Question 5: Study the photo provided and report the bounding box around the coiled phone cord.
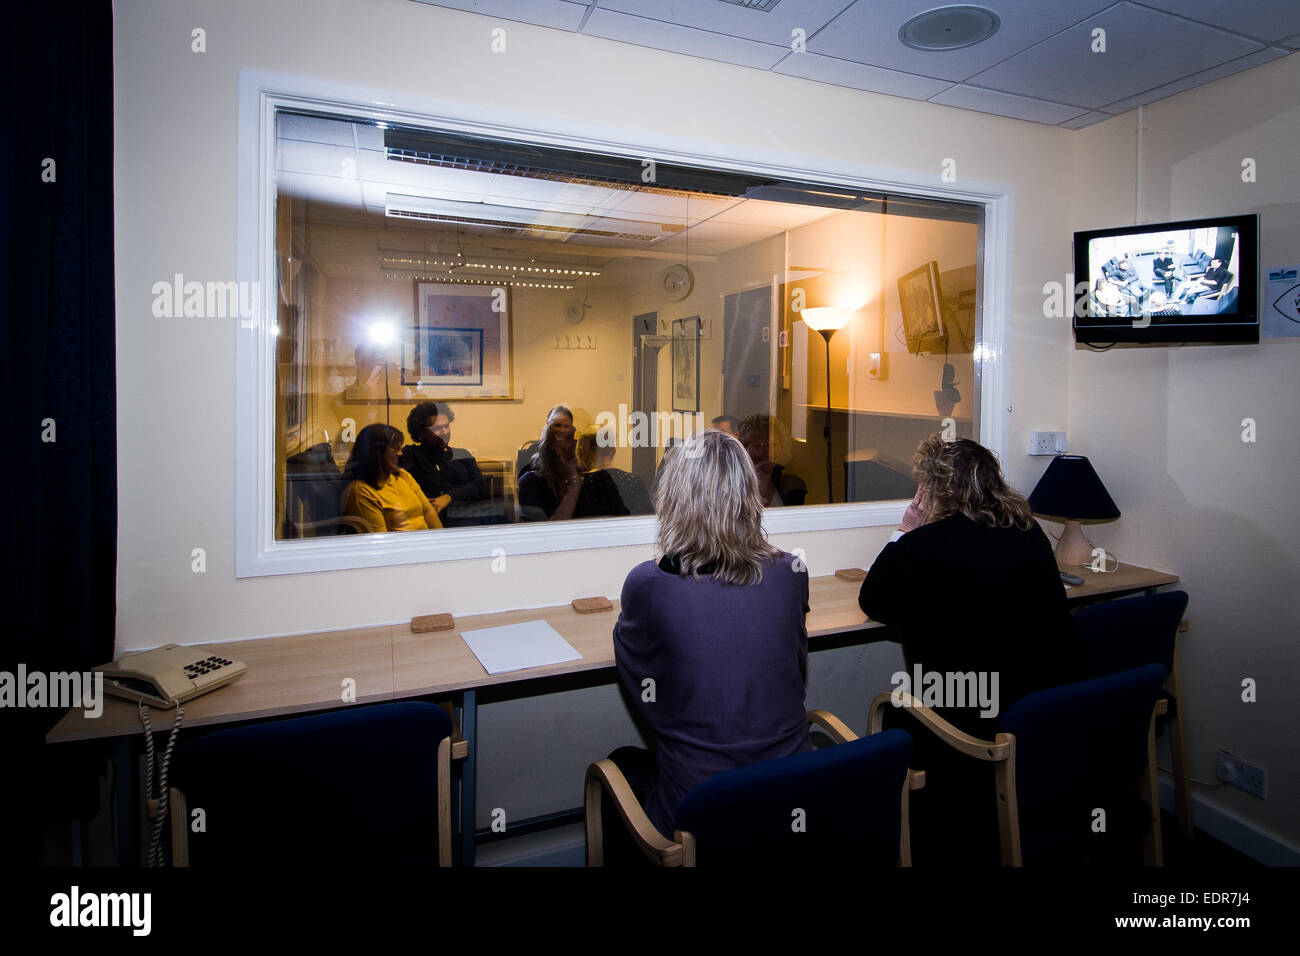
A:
[139,700,185,867]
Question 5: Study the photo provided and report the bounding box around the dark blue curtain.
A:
[2,0,117,860]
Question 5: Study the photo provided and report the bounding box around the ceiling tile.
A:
[581,8,790,69]
[929,85,1087,125]
[807,0,1113,82]
[1098,47,1290,113]
[681,220,783,243]
[277,171,366,206]
[1137,1,1300,42]
[773,51,952,98]
[712,200,837,229]
[408,0,590,31]
[598,0,852,47]
[277,113,355,146]
[1058,110,1116,129]
[278,140,355,177]
[1280,33,1300,49]
[966,2,1263,109]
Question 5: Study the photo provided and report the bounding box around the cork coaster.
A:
[834,567,867,582]
[411,613,454,633]
[572,596,613,614]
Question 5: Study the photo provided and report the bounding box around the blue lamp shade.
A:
[1028,455,1120,522]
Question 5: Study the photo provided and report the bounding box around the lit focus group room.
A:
[11,0,1300,879]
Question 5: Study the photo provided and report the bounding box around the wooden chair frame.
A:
[867,692,1165,867]
[584,710,924,867]
[170,733,453,867]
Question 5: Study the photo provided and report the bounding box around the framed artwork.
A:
[404,282,513,397]
[897,261,947,355]
[404,327,483,386]
[672,316,701,413]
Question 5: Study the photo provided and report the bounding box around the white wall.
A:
[1068,53,1300,850]
[114,0,1074,647]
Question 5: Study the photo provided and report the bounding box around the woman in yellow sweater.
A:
[341,424,443,533]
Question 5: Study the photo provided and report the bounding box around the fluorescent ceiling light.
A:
[384,193,665,243]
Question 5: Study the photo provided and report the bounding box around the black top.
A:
[1153,255,1175,277]
[399,444,489,503]
[858,514,1087,736]
[517,468,630,520]
[1202,265,1228,289]
[605,467,653,515]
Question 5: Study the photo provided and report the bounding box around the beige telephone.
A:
[99,643,247,709]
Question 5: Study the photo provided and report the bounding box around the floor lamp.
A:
[801,307,848,504]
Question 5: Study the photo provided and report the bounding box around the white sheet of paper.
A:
[460,619,582,675]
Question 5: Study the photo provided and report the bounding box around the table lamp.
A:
[1027,454,1120,566]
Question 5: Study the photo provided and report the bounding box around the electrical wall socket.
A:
[1028,430,1067,455]
[1216,750,1267,799]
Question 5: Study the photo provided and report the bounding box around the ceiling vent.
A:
[899,5,1000,51]
[717,0,782,11]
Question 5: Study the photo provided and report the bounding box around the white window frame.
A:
[235,69,1012,578]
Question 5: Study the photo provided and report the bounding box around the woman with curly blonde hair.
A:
[861,434,1081,718]
[604,429,812,852]
[899,434,1035,533]
[863,434,1086,868]
[858,433,1087,863]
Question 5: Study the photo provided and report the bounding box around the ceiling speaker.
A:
[899,5,1000,52]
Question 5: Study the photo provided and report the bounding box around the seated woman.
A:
[399,400,503,526]
[576,424,652,515]
[859,434,1085,733]
[607,429,812,850]
[517,405,629,521]
[738,413,806,506]
[340,423,443,533]
[858,435,1087,863]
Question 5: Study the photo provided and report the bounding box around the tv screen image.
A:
[1073,214,1258,344]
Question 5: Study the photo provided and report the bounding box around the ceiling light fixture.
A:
[899,5,1000,52]
[381,255,599,277]
[384,273,575,290]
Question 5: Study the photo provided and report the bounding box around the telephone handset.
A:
[99,643,247,709]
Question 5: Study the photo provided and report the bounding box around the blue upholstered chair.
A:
[1074,590,1190,836]
[584,711,923,867]
[869,663,1168,866]
[169,701,453,866]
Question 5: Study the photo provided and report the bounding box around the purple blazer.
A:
[613,552,812,837]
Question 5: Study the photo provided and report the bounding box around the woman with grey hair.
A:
[604,429,812,854]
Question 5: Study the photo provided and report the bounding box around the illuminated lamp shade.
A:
[801,307,847,340]
[801,306,847,331]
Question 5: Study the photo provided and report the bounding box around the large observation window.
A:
[271,110,984,546]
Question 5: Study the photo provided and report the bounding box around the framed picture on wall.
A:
[405,282,513,397]
[672,316,701,413]
[404,327,483,386]
[897,261,947,355]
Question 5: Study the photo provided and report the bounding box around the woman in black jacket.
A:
[860,434,1085,732]
[859,435,1087,863]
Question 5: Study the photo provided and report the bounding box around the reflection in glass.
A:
[273,112,982,539]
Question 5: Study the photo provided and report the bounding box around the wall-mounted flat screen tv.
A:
[1073,214,1258,344]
